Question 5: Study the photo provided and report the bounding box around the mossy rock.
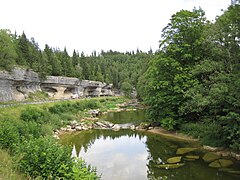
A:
[219,159,233,168]
[166,156,182,164]
[202,152,220,163]
[209,160,221,168]
[184,155,200,161]
[176,148,198,155]
[155,163,185,169]
[185,155,199,160]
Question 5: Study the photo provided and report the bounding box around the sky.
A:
[0,0,231,55]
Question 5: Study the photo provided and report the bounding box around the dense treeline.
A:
[140,4,240,150]
[0,30,151,95]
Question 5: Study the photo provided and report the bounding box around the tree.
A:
[0,29,17,70]
[16,32,30,66]
[143,8,208,125]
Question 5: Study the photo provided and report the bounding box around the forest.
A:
[0,28,151,96]
[0,0,239,164]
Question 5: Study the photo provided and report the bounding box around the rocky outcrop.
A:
[0,68,114,102]
[0,68,41,101]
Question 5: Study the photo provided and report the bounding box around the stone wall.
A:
[0,68,114,102]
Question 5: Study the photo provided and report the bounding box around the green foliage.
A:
[0,119,20,150]
[20,107,50,124]
[28,91,49,101]
[15,136,99,179]
[220,112,240,151]
[0,29,17,70]
[120,81,132,98]
[141,5,240,151]
[160,117,176,130]
[180,122,226,147]
[0,149,26,180]
[16,136,73,179]
[66,159,99,180]
[0,30,150,94]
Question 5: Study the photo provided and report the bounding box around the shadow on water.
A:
[60,110,240,180]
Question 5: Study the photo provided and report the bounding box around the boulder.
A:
[166,156,182,164]
[95,121,107,128]
[70,120,78,126]
[75,126,83,131]
[184,155,200,161]
[130,125,136,130]
[219,159,233,167]
[202,152,220,163]
[209,160,221,168]
[176,148,198,155]
[185,155,200,160]
[112,124,121,131]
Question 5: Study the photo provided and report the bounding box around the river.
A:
[60,110,240,180]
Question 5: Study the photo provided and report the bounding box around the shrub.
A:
[16,136,99,179]
[180,122,226,147]
[161,117,176,130]
[20,107,50,124]
[49,100,100,115]
[0,119,20,150]
[220,112,240,151]
[16,137,73,179]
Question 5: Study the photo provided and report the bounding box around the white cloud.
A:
[0,0,230,54]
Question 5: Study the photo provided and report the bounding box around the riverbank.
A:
[56,102,240,162]
[0,96,127,179]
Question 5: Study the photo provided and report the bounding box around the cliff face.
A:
[0,68,114,102]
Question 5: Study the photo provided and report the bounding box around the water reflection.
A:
[60,129,237,180]
[78,135,148,180]
[60,108,238,180]
[100,109,146,124]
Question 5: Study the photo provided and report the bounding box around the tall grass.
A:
[0,149,26,180]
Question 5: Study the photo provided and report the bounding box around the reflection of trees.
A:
[100,110,146,124]
[144,134,191,180]
[61,130,146,156]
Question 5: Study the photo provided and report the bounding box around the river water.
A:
[60,110,239,180]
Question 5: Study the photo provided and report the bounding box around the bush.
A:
[49,100,100,115]
[161,117,177,130]
[220,112,240,151]
[180,122,226,147]
[20,107,50,124]
[16,136,99,179]
[0,119,20,150]
[65,159,99,180]
[16,137,73,179]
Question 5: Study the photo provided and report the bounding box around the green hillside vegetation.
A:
[0,28,151,94]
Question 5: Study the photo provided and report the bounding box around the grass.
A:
[0,149,26,180]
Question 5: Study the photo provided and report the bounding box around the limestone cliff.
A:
[0,68,114,102]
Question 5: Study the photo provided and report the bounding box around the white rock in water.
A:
[95,122,106,127]
[75,126,82,131]
[82,126,89,130]
[112,124,121,130]
[70,120,78,126]
[130,125,136,130]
